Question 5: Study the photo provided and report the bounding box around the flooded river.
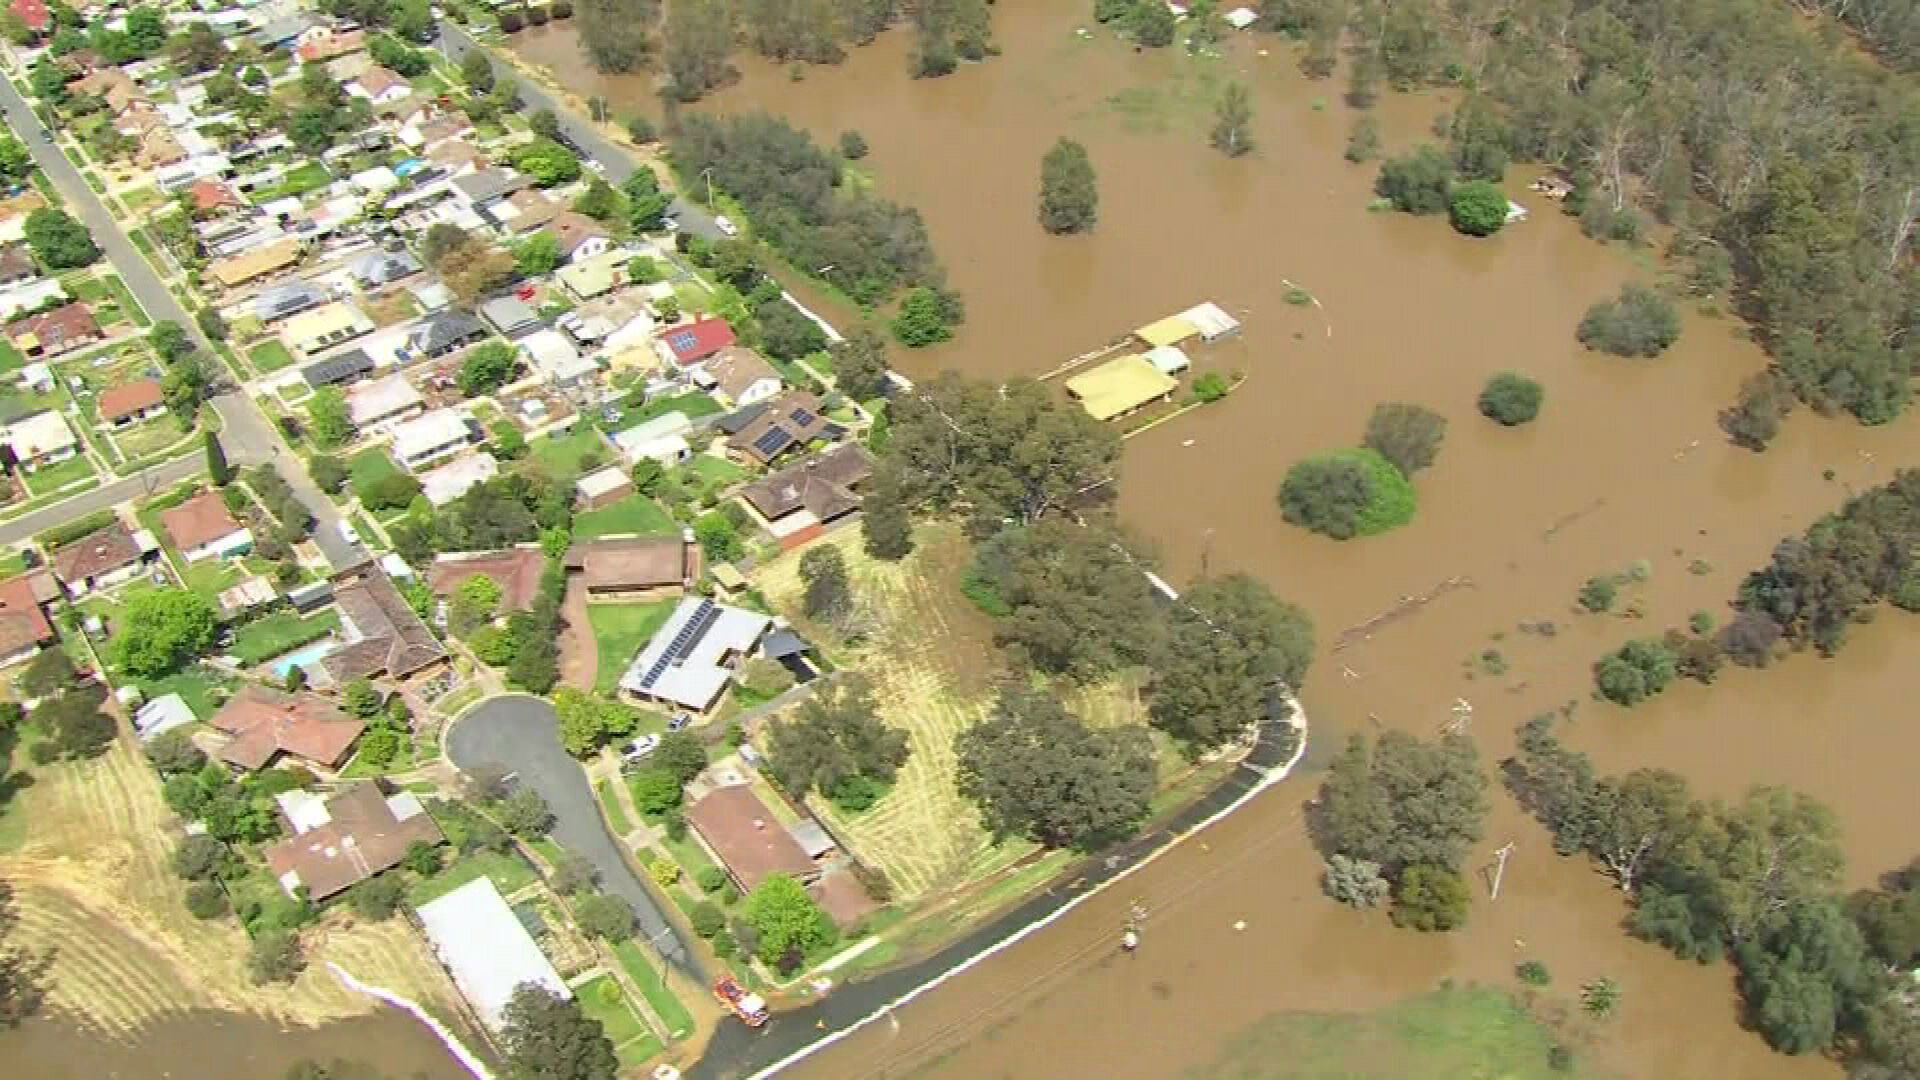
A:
[509,7,1920,1078]
[4,1008,472,1079]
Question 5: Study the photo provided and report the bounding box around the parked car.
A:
[338,520,361,546]
[622,734,661,764]
[714,215,738,237]
[666,714,691,733]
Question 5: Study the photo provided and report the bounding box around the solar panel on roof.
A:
[788,408,816,427]
[752,429,793,457]
[638,599,718,690]
[669,332,698,352]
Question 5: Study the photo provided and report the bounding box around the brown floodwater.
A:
[2,1008,473,1079]
[513,7,1920,1078]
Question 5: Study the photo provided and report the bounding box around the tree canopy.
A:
[111,588,218,677]
[1477,372,1543,426]
[1317,731,1489,878]
[742,874,836,972]
[956,686,1156,850]
[1038,137,1098,234]
[966,518,1165,680]
[1361,403,1446,476]
[1277,447,1416,539]
[500,983,618,1080]
[1578,284,1682,358]
[23,208,99,269]
[1149,574,1314,752]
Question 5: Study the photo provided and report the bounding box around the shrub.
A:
[1277,448,1416,540]
[1448,180,1509,236]
[1720,371,1794,451]
[249,930,305,984]
[710,929,737,958]
[1390,864,1470,931]
[497,9,524,31]
[838,130,868,159]
[574,891,636,940]
[1578,576,1617,613]
[1322,853,1390,909]
[1375,146,1453,214]
[1517,960,1552,986]
[349,874,406,920]
[1578,284,1681,358]
[1362,403,1446,476]
[689,901,724,937]
[1477,372,1542,426]
[648,859,681,888]
[172,834,230,881]
[184,880,229,919]
[1594,637,1679,705]
[1192,372,1230,403]
[695,865,728,893]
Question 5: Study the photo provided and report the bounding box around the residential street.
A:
[0,76,366,569]
[0,454,200,546]
[433,22,724,241]
[446,694,700,980]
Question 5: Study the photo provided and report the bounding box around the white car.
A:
[337,520,361,546]
[622,734,661,764]
[714,214,739,237]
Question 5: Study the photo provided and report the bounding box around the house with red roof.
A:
[8,0,48,34]
[0,570,57,668]
[653,318,736,368]
[98,379,166,429]
[188,180,245,217]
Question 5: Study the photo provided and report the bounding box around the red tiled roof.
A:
[0,571,55,656]
[355,65,406,98]
[209,684,366,771]
[188,180,243,213]
[296,28,365,64]
[97,379,164,423]
[656,319,736,366]
[159,490,243,552]
[9,0,48,33]
[686,785,817,893]
[264,783,443,900]
[426,548,546,612]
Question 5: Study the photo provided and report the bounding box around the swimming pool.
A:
[272,639,339,678]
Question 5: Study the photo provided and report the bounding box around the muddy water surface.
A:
[4,1009,471,1079]
[516,8,1920,1078]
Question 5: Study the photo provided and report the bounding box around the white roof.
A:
[419,451,499,506]
[350,165,400,193]
[1176,301,1240,341]
[622,434,689,466]
[391,408,474,462]
[380,552,414,579]
[416,877,570,1031]
[1224,6,1258,28]
[275,789,333,834]
[134,693,195,741]
[5,411,76,457]
[17,362,51,389]
[613,411,691,451]
[522,329,581,371]
[576,465,629,499]
[348,373,424,425]
[1144,344,1191,375]
[620,595,773,710]
[0,280,67,321]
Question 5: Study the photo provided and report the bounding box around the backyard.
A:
[573,974,661,1067]
[247,339,296,374]
[231,609,341,667]
[574,494,677,540]
[530,424,614,480]
[586,601,676,695]
[406,848,537,906]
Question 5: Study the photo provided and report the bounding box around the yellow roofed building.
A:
[1065,354,1179,422]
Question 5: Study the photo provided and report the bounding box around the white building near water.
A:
[416,877,570,1032]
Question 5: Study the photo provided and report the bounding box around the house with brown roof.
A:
[562,536,699,600]
[0,246,34,287]
[209,237,302,289]
[348,65,411,106]
[264,782,443,900]
[6,302,101,358]
[548,212,611,262]
[686,784,827,893]
[491,188,560,236]
[98,379,166,429]
[208,685,367,772]
[320,565,449,685]
[0,570,58,668]
[426,547,546,614]
[70,68,137,106]
[727,391,845,468]
[738,445,873,540]
[0,193,46,247]
[696,346,782,408]
[136,128,186,170]
[48,520,157,596]
[160,490,253,564]
[188,180,246,216]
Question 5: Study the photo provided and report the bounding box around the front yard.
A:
[247,340,296,374]
[586,601,676,696]
[573,494,677,540]
[22,453,96,497]
[574,974,660,1067]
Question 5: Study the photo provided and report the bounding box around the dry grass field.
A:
[0,735,463,1038]
[756,523,1179,905]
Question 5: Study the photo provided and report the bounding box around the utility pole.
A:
[1441,697,1472,736]
[1489,842,1515,900]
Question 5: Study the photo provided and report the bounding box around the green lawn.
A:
[573,974,660,1065]
[114,416,195,462]
[587,601,677,695]
[349,448,405,496]
[341,730,419,778]
[247,340,296,374]
[574,495,677,541]
[102,275,149,327]
[659,829,720,883]
[179,556,245,606]
[0,339,23,372]
[596,777,633,834]
[682,454,746,486]
[232,609,341,666]
[612,939,695,1040]
[625,391,721,428]
[22,453,95,497]
[407,849,538,906]
[530,424,613,481]
[131,666,233,720]
[1192,986,1596,1079]
[250,161,331,203]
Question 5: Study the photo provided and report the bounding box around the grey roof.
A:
[251,279,328,323]
[714,402,769,436]
[348,250,422,288]
[450,169,528,206]
[786,817,835,859]
[619,596,772,711]
[760,626,810,661]
[252,14,317,46]
[301,348,375,388]
[408,310,488,353]
[478,295,537,334]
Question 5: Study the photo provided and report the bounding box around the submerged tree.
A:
[579,0,659,73]
[1149,574,1314,752]
[663,0,735,101]
[1038,137,1098,234]
[1210,82,1254,157]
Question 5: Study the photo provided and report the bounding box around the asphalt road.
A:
[0,454,201,546]
[0,77,367,569]
[446,694,699,980]
[434,22,724,241]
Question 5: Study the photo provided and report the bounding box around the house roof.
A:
[727,391,839,466]
[450,168,527,206]
[189,179,244,213]
[702,346,779,402]
[548,211,607,256]
[355,65,407,98]
[408,309,486,353]
[4,410,76,459]
[9,0,49,32]
[564,537,691,591]
[295,28,365,63]
[418,451,498,506]
[0,570,55,657]
[210,238,301,288]
[0,246,34,281]
[391,409,474,461]
[50,521,143,583]
[426,547,546,612]
[98,379,165,423]
[656,319,736,366]
[264,782,443,900]
[208,684,366,771]
[160,490,244,552]
[6,303,99,351]
[415,877,570,1031]
[348,373,423,425]
[741,445,872,523]
[478,295,537,334]
[282,302,370,347]
[321,565,448,682]
[349,249,421,287]
[575,466,630,500]
[303,347,376,389]
[686,784,817,893]
[618,595,770,710]
[251,279,328,323]
[1064,353,1180,422]
[496,187,560,232]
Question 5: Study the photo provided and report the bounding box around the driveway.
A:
[0,77,366,569]
[434,21,723,242]
[445,694,699,979]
